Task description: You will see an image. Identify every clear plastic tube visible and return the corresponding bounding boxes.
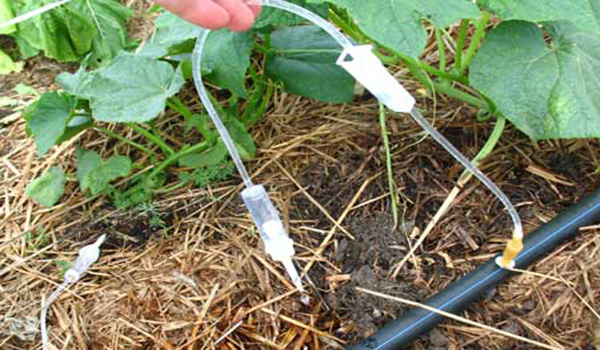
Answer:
[192,0,353,189]
[40,235,106,349]
[408,108,523,240]
[192,30,254,188]
[248,0,353,49]
[0,0,72,30]
[41,281,71,350]
[192,0,522,268]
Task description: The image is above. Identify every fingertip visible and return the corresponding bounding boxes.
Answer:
[216,0,256,32]
[188,0,231,29]
[248,4,262,18]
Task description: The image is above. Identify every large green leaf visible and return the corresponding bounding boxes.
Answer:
[254,0,328,28]
[139,11,201,58]
[0,0,16,34]
[16,0,94,62]
[84,53,185,123]
[69,0,132,65]
[470,21,600,139]
[309,0,480,58]
[480,0,600,34]
[202,30,253,98]
[16,0,131,65]
[77,149,132,195]
[26,167,66,207]
[0,49,23,75]
[24,92,77,155]
[265,25,354,103]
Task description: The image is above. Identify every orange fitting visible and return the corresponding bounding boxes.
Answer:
[499,238,523,268]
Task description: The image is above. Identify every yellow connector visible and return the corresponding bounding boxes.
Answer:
[498,238,523,268]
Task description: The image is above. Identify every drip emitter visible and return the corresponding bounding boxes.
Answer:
[41,235,106,350]
[191,0,524,297]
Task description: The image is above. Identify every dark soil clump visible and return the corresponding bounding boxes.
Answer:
[326,213,425,341]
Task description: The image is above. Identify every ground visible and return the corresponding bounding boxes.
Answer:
[1,4,600,350]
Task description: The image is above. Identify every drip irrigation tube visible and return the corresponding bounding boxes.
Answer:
[348,189,600,350]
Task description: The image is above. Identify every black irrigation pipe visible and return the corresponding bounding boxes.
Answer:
[347,189,600,350]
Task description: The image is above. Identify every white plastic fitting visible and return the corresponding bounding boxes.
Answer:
[241,185,304,292]
[42,234,107,350]
[64,234,106,283]
[337,45,416,113]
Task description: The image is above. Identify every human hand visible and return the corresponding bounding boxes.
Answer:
[155,0,261,32]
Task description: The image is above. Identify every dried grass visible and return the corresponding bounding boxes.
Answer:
[1,13,599,350]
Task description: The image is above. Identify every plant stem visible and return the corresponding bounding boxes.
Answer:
[168,96,193,119]
[462,11,490,72]
[466,114,506,169]
[129,123,175,156]
[400,55,489,110]
[95,126,156,156]
[416,58,467,84]
[148,141,209,179]
[373,50,403,66]
[253,41,271,55]
[435,28,447,72]
[167,98,215,142]
[454,19,470,69]
[329,7,368,43]
[379,102,399,229]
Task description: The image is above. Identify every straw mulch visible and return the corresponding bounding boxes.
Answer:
[1,7,600,350]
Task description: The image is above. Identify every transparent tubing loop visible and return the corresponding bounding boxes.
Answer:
[409,109,523,240]
[192,0,522,243]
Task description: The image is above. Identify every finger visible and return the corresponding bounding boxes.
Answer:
[215,0,256,32]
[246,1,262,18]
[154,0,194,15]
[155,0,231,30]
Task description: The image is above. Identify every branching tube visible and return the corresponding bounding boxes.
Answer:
[191,0,523,300]
[41,235,106,350]
[191,0,357,296]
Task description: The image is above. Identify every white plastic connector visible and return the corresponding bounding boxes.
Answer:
[241,185,304,293]
[42,234,107,350]
[336,45,416,113]
[64,234,106,283]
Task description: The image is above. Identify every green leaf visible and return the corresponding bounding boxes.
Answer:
[26,167,66,207]
[224,116,256,160]
[24,92,77,155]
[16,0,131,65]
[309,0,480,58]
[77,149,132,195]
[13,34,39,59]
[179,141,228,168]
[14,83,38,96]
[254,0,328,28]
[56,66,94,99]
[139,11,201,58]
[470,21,600,139]
[480,0,600,34]
[265,25,355,103]
[0,49,23,75]
[72,0,133,65]
[84,53,185,123]
[0,0,16,34]
[203,30,253,98]
[76,148,103,183]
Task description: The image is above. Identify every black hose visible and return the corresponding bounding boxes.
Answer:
[347,189,600,350]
